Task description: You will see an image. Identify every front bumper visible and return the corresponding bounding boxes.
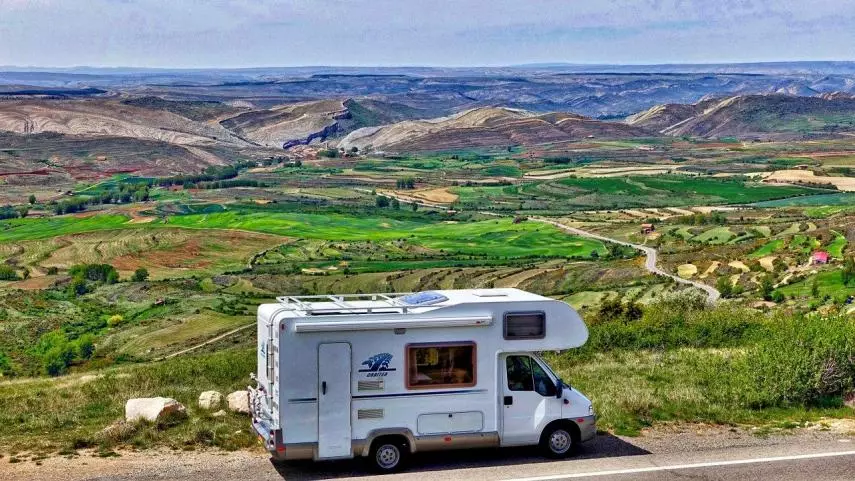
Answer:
[574,414,597,442]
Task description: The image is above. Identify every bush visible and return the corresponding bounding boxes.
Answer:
[582,292,759,353]
[735,313,855,408]
[131,268,150,282]
[0,265,18,281]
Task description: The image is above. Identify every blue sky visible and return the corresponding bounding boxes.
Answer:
[0,0,853,67]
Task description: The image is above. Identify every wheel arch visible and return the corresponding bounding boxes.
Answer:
[360,428,416,457]
[540,418,581,446]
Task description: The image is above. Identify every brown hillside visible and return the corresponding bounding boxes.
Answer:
[337,107,649,152]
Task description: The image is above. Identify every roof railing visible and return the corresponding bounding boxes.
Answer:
[275,292,417,316]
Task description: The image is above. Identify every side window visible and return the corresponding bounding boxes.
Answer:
[506,355,556,396]
[504,312,545,340]
[407,342,476,389]
[506,356,534,391]
[531,359,557,397]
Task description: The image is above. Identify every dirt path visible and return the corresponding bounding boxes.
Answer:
[157,322,256,360]
[534,218,721,303]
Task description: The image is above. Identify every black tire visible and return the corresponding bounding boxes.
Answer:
[367,436,409,473]
[540,424,576,459]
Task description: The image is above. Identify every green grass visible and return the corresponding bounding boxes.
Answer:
[750,239,785,258]
[0,349,258,454]
[827,231,847,259]
[0,212,607,260]
[0,215,131,242]
[779,270,849,297]
[165,213,606,259]
[692,226,734,244]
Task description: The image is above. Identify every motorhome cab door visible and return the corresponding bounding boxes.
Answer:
[317,343,352,459]
[500,354,561,446]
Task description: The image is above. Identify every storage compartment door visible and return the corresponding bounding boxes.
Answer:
[318,343,352,459]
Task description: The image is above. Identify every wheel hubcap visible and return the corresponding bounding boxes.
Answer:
[376,444,400,469]
[549,430,571,454]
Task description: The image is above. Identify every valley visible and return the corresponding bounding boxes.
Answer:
[2,65,855,463]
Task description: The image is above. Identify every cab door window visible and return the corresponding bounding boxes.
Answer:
[506,355,556,396]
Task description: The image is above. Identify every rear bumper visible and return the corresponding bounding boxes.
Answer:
[248,385,281,454]
[574,415,597,442]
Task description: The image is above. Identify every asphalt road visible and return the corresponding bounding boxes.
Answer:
[534,218,721,303]
[7,428,854,481]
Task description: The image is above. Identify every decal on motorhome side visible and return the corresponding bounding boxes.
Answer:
[359,353,396,377]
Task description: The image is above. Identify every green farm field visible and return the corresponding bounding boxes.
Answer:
[452,174,824,212]
[0,211,607,260]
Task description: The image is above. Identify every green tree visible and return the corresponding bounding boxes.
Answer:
[760,274,775,301]
[28,194,36,205]
[843,257,855,286]
[411,202,418,212]
[811,277,820,297]
[375,196,389,208]
[716,276,733,298]
[391,198,400,210]
[131,267,150,282]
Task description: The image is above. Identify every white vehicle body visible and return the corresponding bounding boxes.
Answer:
[248,288,596,464]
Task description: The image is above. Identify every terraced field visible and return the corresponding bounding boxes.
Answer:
[452,175,822,212]
[0,228,284,280]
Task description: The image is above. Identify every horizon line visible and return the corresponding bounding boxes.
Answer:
[2,59,855,72]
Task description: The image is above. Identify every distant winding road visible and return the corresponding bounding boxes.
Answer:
[534,218,721,304]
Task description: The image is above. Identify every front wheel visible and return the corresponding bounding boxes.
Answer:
[541,425,574,458]
[368,437,409,473]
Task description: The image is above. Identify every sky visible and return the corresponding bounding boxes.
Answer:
[1,0,854,68]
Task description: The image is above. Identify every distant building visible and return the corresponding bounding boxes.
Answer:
[641,223,655,234]
[813,251,829,265]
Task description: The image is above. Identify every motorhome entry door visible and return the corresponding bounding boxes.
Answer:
[317,343,352,459]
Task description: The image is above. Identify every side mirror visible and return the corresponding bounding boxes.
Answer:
[555,379,564,398]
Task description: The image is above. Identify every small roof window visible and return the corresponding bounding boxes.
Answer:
[399,291,448,306]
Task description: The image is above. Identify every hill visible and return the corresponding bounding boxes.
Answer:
[627,94,855,138]
[0,98,248,147]
[337,107,651,152]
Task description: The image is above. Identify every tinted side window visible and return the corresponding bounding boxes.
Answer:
[506,356,534,391]
[504,312,545,339]
[531,359,556,397]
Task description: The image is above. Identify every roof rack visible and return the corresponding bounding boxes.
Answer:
[275,292,418,316]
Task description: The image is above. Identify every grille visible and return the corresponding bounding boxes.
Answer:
[357,408,384,420]
[357,380,384,391]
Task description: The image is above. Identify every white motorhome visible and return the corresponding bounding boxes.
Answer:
[248,288,596,472]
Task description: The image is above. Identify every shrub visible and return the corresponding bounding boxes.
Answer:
[131,268,150,282]
[0,265,18,281]
[735,313,855,408]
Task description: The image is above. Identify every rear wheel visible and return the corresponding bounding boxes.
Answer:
[368,436,409,473]
[541,424,575,458]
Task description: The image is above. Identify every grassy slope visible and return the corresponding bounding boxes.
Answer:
[1,213,606,259]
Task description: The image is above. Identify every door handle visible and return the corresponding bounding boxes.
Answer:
[504,395,513,406]
[322,381,327,395]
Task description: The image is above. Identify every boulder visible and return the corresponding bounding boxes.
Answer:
[227,390,250,414]
[125,397,186,423]
[198,391,223,410]
[845,392,855,409]
[212,410,227,418]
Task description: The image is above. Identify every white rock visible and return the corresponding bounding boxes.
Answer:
[227,390,250,414]
[212,410,227,418]
[125,397,186,422]
[198,391,223,410]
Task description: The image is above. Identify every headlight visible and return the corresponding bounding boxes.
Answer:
[588,404,595,416]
